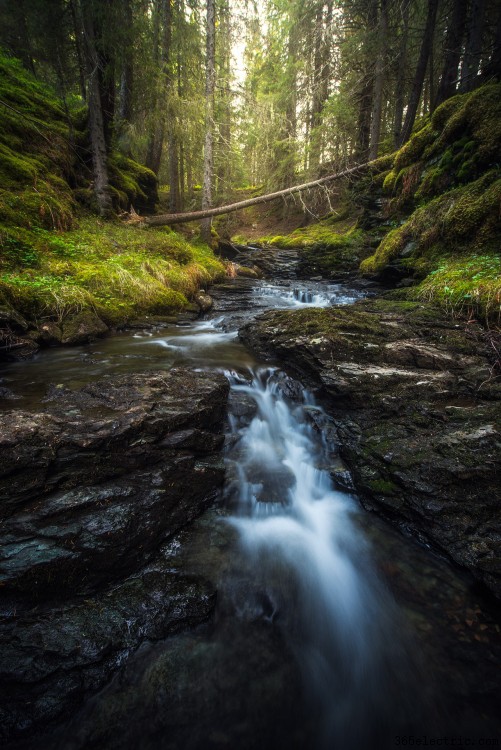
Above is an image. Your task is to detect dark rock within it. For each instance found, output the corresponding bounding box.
[60,310,108,345]
[239,300,501,598]
[0,369,229,744]
[217,239,240,260]
[0,306,29,332]
[38,321,63,345]
[0,387,19,400]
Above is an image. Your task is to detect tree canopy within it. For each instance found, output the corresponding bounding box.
[1,0,500,216]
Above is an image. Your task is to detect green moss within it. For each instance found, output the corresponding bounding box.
[394,123,434,172]
[266,307,386,340]
[367,479,398,495]
[361,168,501,284]
[383,170,397,193]
[417,254,501,324]
[0,216,226,328]
[430,94,465,131]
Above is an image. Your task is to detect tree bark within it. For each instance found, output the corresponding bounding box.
[460,0,487,92]
[145,162,372,226]
[434,0,467,107]
[118,0,134,123]
[201,0,216,242]
[369,0,388,161]
[145,0,162,173]
[355,0,378,162]
[169,136,180,212]
[80,0,113,216]
[393,0,410,147]
[398,0,439,146]
[69,0,87,100]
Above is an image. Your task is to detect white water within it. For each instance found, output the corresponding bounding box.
[226,369,415,749]
[252,283,360,308]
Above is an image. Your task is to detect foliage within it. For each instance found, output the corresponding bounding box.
[416,255,501,325]
[359,84,501,324]
[0,219,226,326]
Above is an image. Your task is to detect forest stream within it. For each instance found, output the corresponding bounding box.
[1,250,500,750]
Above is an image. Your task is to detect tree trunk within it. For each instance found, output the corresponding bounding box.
[69,0,87,100]
[393,0,410,147]
[356,0,378,162]
[169,137,180,212]
[398,0,439,146]
[118,0,134,123]
[12,0,35,75]
[145,162,372,226]
[80,0,112,216]
[484,4,501,81]
[434,0,467,107]
[201,0,216,242]
[369,0,388,161]
[145,0,162,173]
[460,0,487,92]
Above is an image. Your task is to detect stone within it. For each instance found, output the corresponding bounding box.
[194,291,214,313]
[60,310,109,345]
[0,368,229,745]
[239,300,501,598]
[0,306,29,332]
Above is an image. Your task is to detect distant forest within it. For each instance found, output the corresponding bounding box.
[1,0,500,218]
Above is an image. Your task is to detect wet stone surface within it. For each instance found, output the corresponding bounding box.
[239,300,501,598]
[0,369,228,744]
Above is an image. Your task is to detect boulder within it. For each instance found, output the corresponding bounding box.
[239,300,501,598]
[60,310,108,345]
[194,291,214,313]
[0,369,229,744]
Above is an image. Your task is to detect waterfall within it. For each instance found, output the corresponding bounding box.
[225,369,421,749]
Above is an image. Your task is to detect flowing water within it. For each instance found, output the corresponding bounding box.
[224,368,422,749]
[1,267,500,749]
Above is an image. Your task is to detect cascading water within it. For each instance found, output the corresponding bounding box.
[251,282,361,308]
[3,268,456,750]
[225,369,423,749]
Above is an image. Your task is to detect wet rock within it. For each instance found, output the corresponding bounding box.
[235,264,261,279]
[60,310,109,345]
[239,300,501,598]
[0,386,19,400]
[0,306,29,332]
[0,307,39,361]
[0,369,229,744]
[194,291,214,313]
[38,321,63,345]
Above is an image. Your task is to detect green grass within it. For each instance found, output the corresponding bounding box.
[416,254,501,325]
[0,219,226,326]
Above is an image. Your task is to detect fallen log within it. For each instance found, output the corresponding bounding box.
[144,162,371,226]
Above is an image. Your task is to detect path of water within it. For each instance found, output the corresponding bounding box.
[1,266,500,749]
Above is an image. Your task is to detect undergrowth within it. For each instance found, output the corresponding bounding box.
[0,219,226,326]
[416,254,501,325]
[358,83,501,326]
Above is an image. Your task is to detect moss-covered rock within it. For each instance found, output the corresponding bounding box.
[359,83,501,324]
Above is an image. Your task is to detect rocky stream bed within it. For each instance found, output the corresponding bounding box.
[0,246,500,749]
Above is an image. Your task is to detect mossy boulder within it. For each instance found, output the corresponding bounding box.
[60,310,109,345]
[359,83,501,324]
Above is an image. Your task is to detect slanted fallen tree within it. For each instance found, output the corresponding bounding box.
[143,162,372,226]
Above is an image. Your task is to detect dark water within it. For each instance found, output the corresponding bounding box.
[1,273,500,749]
